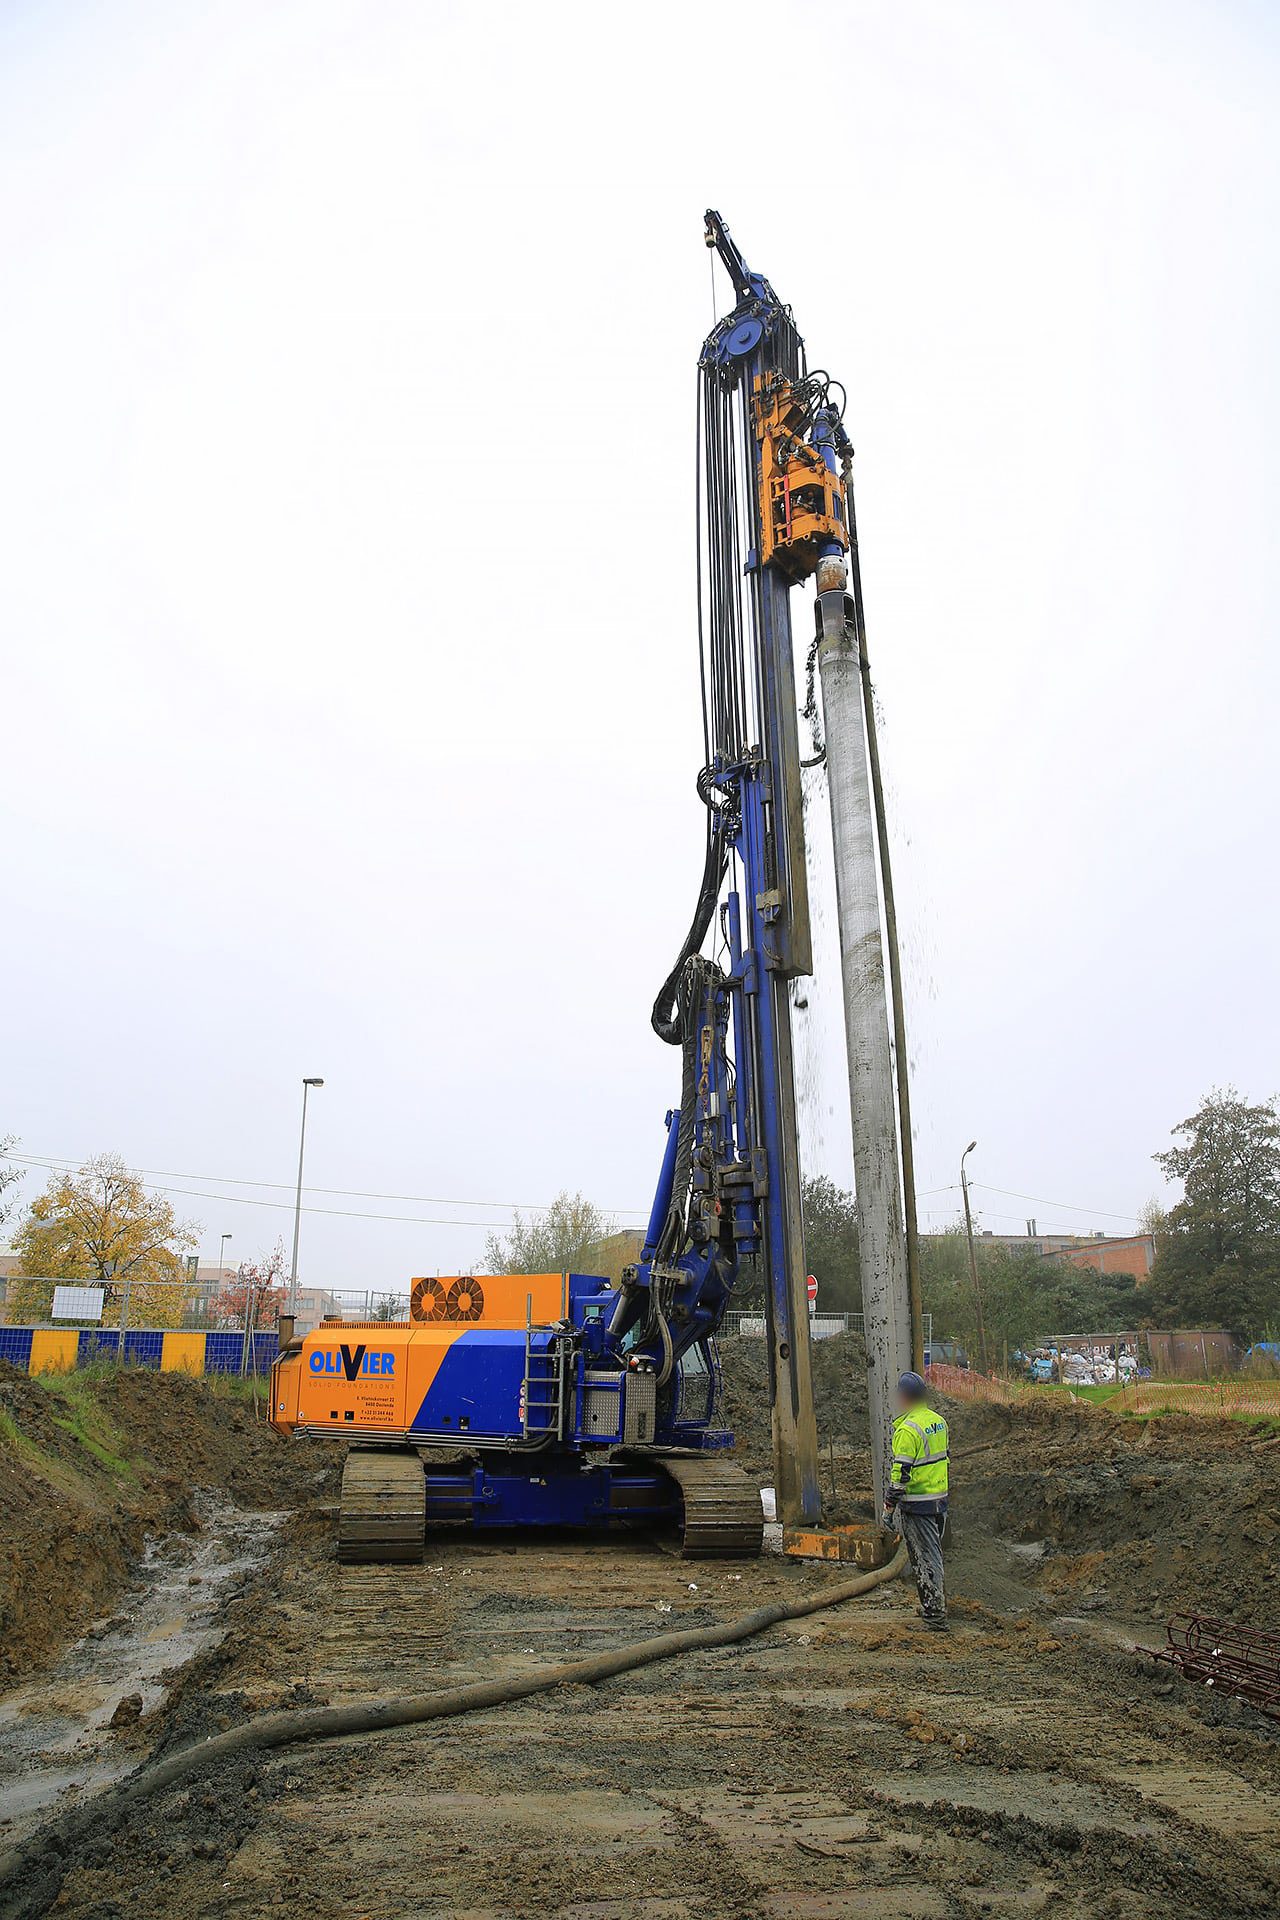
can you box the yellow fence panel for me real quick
[29,1328,80,1374]
[161,1332,207,1375]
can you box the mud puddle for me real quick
[0,1501,282,1840]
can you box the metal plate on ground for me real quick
[782,1523,892,1568]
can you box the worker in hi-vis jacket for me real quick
[881,1371,950,1631]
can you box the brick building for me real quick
[1046,1233,1155,1282]
[964,1229,1155,1282]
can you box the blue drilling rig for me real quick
[276,213,863,1558]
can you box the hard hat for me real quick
[896,1371,927,1399]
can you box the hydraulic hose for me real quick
[0,1545,906,1913]
[654,1299,676,1388]
[651,815,729,1046]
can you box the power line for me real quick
[972,1182,1141,1227]
[1,1152,650,1222]
[1,1153,1143,1237]
[914,1180,1140,1226]
[918,1205,1124,1233]
[2,1162,563,1231]
[140,1184,572,1229]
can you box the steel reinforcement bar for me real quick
[1141,1611,1280,1718]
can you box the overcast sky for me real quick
[2,1,1277,1292]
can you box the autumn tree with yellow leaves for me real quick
[9,1154,199,1329]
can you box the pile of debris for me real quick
[1026,1344,1142,1386]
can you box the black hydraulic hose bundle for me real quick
[664,313,808,1067]
[0,1546,906,1916]
[650,813,728,1047]
[695,319,801,772]
[652,950,727,1281]
[649,334,778,1256]
[660,961,703,1261]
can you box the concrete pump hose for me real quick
[0,1542,906,1912]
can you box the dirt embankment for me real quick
[720,1330,870,1472]
[0,1364,323,1677]
[948,1394,1280,1623]
[720,1335,1280,1623]
[2,1360,1280,1919]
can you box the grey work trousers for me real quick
[900,1506,947,1620]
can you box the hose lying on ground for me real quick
[0,1543,906,1906]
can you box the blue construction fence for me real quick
[0,1326,280,1377]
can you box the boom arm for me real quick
[703,208,774,305]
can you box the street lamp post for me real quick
[288,1078,324,1316]
[960,1140,990,1373]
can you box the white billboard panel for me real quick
[51,1285,105,1321]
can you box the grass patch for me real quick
[0,1399,101,1501]
[49,1417,133,1476]
[206,1370,268,1405]
[39,1372,137,1481]
[1125,1405,1280,1432]
[1230,1411,1280,1434]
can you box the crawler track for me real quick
[658,1453,765,1558]
[335,1448,762,1562]
[337,1450,426,1564]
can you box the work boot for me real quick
[917,1615,949,1633]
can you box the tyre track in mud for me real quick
[6,1353,1280,1918]
[10,1485,1280,1920]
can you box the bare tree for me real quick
[484,1191,615,1275]
[1138,1195,1168,1237]
[0,1136,25,1233]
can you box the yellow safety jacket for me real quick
[890,1403,949,1505]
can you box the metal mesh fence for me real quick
[0,1276,280,1334]
[721,1309,933,1347]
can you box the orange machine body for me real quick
[270,1273,613,1445]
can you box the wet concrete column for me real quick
[815,571,912,1512]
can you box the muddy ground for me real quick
[0,1362,323,1676]
[1,1343,1278,1918]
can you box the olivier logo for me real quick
[309,1346,396,1379]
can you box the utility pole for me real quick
[288,1077,324,1316]
[960,1140,989,1372]
[815,554,912,1513]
